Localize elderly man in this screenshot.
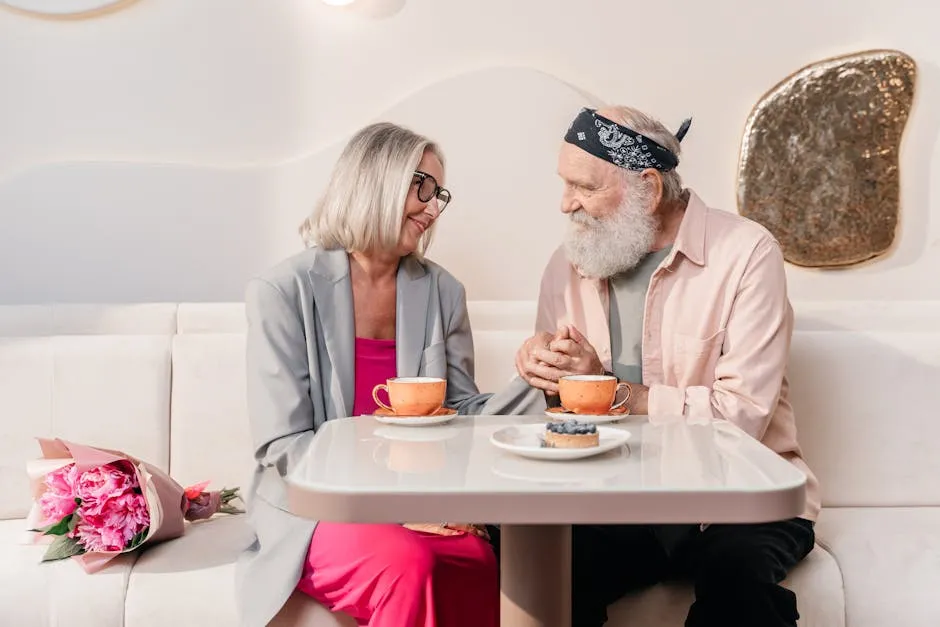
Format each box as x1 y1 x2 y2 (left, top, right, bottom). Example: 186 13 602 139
515 106 820 627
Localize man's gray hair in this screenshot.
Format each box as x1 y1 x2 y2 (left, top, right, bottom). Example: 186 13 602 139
604 106 685 202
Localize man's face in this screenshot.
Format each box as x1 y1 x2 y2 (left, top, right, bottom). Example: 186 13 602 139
557 143 624 219
558 143 659 278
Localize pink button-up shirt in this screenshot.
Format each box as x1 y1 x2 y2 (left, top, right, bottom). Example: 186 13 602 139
535 191 819 521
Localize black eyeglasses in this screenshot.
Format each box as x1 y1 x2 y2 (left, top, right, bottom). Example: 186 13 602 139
413 171 452 213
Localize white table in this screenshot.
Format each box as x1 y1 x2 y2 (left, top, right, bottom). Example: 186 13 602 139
286 414 807 627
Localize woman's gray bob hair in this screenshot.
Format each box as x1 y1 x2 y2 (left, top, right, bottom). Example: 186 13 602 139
299 122 445 256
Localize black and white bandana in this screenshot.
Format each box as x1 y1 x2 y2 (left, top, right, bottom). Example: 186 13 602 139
564 108 692 172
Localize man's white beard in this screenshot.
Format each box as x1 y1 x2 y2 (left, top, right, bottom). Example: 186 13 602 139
563 191 658 279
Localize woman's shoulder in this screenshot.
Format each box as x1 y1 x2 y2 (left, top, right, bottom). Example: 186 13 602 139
415 255 466 299
246 247 327 304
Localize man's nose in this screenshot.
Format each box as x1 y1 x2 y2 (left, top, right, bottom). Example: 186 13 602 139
561 192 581 214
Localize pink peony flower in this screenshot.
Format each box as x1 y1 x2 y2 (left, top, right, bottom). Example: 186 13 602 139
38 463 80 524
74 461 138 508
73 491 150 552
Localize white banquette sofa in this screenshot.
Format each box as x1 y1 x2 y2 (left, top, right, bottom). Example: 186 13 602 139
1 300 938 627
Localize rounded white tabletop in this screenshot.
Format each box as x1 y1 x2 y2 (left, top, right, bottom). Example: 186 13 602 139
286 414 807 525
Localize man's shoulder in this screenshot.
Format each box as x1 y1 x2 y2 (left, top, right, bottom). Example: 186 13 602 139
536 246 576 296
704 203 778 246
543 245 573 275
698 200 781 261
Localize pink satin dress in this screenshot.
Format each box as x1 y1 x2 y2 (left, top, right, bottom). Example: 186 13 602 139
296 337 499 627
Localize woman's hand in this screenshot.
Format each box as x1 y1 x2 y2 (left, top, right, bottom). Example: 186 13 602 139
403 523 490 539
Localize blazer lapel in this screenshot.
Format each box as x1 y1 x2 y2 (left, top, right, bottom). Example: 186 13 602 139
396 255 430 378
307 249 355 417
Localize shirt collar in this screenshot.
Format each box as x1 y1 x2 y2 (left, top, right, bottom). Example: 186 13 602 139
664 189 707 267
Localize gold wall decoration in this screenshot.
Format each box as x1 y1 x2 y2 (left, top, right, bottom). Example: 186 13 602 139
737 50 916 267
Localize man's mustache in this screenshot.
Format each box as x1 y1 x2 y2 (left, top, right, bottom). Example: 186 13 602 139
569 210 602 226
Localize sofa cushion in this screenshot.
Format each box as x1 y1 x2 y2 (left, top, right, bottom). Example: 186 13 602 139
176 303 246 334
0 519 136 627
0 304 178 336
605 541 844 626
472 330 532 394
124 515 353 627
169 334 253 491
788 331 940 507
815 506 940 627
0 335 172 520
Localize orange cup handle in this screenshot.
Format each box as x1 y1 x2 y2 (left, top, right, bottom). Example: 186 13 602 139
372 384 394 412
610 382 632 410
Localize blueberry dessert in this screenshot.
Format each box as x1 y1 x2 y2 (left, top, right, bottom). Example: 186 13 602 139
543 419 600 448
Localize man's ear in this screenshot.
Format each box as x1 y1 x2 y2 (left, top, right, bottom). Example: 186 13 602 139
640 168 664 211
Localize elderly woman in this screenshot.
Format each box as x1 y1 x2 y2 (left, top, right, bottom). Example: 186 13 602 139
236 122 525 627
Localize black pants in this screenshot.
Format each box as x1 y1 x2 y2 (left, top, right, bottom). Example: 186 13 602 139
571 518 815 627
488 518 815 627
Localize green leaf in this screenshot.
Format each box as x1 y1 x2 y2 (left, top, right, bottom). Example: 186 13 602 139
37 515 73 537
125 528 149 551
40 535 85 562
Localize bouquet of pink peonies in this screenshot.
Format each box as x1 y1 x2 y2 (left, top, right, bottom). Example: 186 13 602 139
25 438 242 573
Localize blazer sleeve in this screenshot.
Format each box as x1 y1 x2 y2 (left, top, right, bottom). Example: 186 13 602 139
439 279 492 415
435 270 547 416
245 277 317 476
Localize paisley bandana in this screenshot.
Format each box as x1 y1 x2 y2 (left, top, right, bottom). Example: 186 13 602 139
564 108 691 172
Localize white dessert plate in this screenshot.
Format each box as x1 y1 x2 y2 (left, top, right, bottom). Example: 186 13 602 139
491 445 631 483
490 424 631 461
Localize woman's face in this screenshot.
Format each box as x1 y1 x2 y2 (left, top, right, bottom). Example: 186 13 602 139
397 150 447 256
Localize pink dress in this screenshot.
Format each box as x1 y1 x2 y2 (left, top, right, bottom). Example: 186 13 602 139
296 337 499 627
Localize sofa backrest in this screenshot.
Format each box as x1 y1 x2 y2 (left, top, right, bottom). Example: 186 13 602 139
0 305 176 520
1 301 939 520
171 305 253 498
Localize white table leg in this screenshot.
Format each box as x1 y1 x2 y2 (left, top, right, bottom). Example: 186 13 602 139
500 524 572 627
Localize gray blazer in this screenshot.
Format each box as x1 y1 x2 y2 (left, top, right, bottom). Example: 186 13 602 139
235 247 544 626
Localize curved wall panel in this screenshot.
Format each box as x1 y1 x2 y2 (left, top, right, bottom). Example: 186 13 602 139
0 67 599 303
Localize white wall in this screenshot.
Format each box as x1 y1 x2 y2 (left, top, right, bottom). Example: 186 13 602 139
1 0 938 304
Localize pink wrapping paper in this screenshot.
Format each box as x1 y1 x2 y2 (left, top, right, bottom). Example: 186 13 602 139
27 438 187 573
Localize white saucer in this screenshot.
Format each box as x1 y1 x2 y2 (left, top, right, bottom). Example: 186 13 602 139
374 425 459 442
372 410 457 426
544 408 630 424
490 424 631 461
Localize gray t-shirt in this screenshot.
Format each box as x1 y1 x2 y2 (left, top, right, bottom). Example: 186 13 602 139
608 246 672 384
610 246 697 553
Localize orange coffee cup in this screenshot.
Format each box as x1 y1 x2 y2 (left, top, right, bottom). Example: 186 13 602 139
558 374 630 415
372 377 447 416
